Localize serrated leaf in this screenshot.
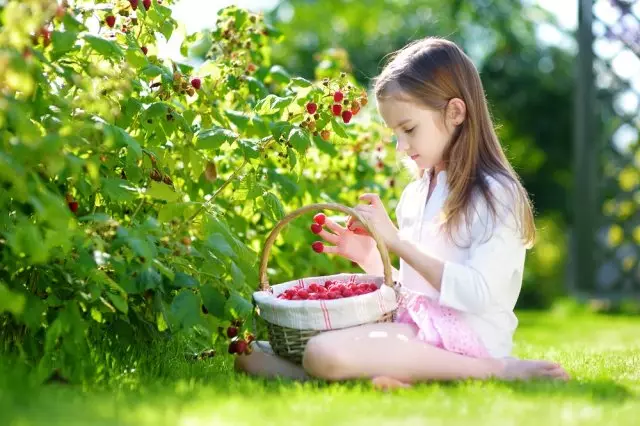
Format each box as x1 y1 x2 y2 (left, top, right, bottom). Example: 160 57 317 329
173 272 198 288
290 77 312 87
153 259 175 281
126 48 148 69
269 65 291 84
255 95 292 115
230 261 245 289
288 127 311 154
207 233 236 258
170 290 201 329
52 31 78 59
237 139 260 159
84 35 124 60
196 127 238 150
200 284 226 318
331 118 348 138
247 76 268 99
313 134 338 155
106 292 128 314
110 125 142 159
232 171 256 202
225 291 253 318
146 181 180 202
101 178 138 202
261 192 285 221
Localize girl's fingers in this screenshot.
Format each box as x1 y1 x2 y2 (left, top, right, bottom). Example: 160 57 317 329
322 245 339 254
317 229 339 245
324 217 347 235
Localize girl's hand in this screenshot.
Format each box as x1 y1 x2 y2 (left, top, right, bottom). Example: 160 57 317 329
353 193 399 250
312 216 378 265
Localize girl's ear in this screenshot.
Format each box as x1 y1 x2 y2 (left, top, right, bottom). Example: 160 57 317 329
446 98 467 127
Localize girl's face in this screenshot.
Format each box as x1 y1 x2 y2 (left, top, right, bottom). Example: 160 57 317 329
377 95 457 171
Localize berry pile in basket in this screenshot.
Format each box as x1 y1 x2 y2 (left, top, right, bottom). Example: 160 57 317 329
277 280 379 300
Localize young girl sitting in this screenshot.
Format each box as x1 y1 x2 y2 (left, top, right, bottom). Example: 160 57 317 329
235 37 569 389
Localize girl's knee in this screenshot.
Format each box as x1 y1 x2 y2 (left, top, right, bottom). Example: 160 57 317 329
302 335 349 380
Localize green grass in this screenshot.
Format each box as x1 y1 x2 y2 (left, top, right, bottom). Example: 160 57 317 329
1 302 639 426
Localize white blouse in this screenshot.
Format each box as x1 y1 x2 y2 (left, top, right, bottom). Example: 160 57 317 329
395 170 526 358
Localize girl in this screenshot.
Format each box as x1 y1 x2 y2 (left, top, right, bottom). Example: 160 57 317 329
236 37 569 388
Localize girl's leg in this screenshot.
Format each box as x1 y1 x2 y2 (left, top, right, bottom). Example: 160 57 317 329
234 341 309 381
302 322 569 383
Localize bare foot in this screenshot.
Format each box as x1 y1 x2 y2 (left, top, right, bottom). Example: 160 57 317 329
371 376 412 391
496 357 570 381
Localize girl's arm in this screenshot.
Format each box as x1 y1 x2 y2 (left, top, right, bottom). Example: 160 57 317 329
389 191 526 314
356 248 400 282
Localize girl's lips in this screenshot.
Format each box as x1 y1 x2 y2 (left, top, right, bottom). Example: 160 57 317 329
410 154 419 160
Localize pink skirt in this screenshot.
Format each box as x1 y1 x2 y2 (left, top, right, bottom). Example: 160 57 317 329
394 286 490 358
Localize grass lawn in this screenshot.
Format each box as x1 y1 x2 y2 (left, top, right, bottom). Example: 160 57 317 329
1 302 638 426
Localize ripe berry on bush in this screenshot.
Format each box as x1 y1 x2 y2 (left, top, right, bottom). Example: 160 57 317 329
129 0 139 10
227 326 238 338
333 91 344 103
331 104 342 116
306 102 317 115
191 78 201 90
105 15 116 28
342 110 353 124
143 0 151 10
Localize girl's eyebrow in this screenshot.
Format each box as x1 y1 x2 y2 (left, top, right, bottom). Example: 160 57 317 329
392 119 411 129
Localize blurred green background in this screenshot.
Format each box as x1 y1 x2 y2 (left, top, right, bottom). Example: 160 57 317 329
169 0 639 309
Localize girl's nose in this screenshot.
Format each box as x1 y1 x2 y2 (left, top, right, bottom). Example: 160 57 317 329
395 136 408 153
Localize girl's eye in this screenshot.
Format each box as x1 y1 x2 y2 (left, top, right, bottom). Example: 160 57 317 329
404 127 415 135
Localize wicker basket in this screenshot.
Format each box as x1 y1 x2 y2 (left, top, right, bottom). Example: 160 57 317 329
252 202 398 365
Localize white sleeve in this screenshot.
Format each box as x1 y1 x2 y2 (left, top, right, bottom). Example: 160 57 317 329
438 183 526 314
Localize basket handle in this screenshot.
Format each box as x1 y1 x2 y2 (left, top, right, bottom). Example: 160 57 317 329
258 202 394 292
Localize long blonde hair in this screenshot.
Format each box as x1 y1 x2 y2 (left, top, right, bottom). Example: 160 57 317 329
373 37 536 247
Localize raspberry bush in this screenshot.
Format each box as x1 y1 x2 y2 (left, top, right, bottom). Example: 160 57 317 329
0 0 402 378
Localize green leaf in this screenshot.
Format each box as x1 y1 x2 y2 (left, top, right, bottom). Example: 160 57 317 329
51 31 78 59
261 192 285 221
0 282 26 316
288 127 311 154
230 261 245 289
200 284 226 318
153 259 175 281
247 76 268 99
269 65 291 84
170 290 201 329
146 181 180 202
196 127 238 150
313 134 339 155
173 272 198 289
126 48 149 69
225 110 250 131
255 95 292 115
106 292 128 314
225 291 253 318
160 20 175 40
290 77 312 87
84 35 124 60
102 178 138 203
331 118 348 138
232 171 256 202
207 234 236 259
237 139 260 159
62 13 86 32
110 125 142 159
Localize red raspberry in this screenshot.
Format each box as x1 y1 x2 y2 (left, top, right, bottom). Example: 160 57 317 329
331 104 342 116
333 91 344 103
129 0 139 10
143 0 151 10
327 291 340 300
369 283 378 292
105 15 116 28
308 284 320 293
314 213 326 225
227 326 238 338
342 288 354 298
68 201 79 213
141 46 148 55
306 102 317 115
324 280 333 287
191 78 201 90
228 341 239 354
316 286 327 294
297 289 309 299
310 223 323 234
312 241 324 253
235 339 247 355
342 110 353 124
291 294 301 300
